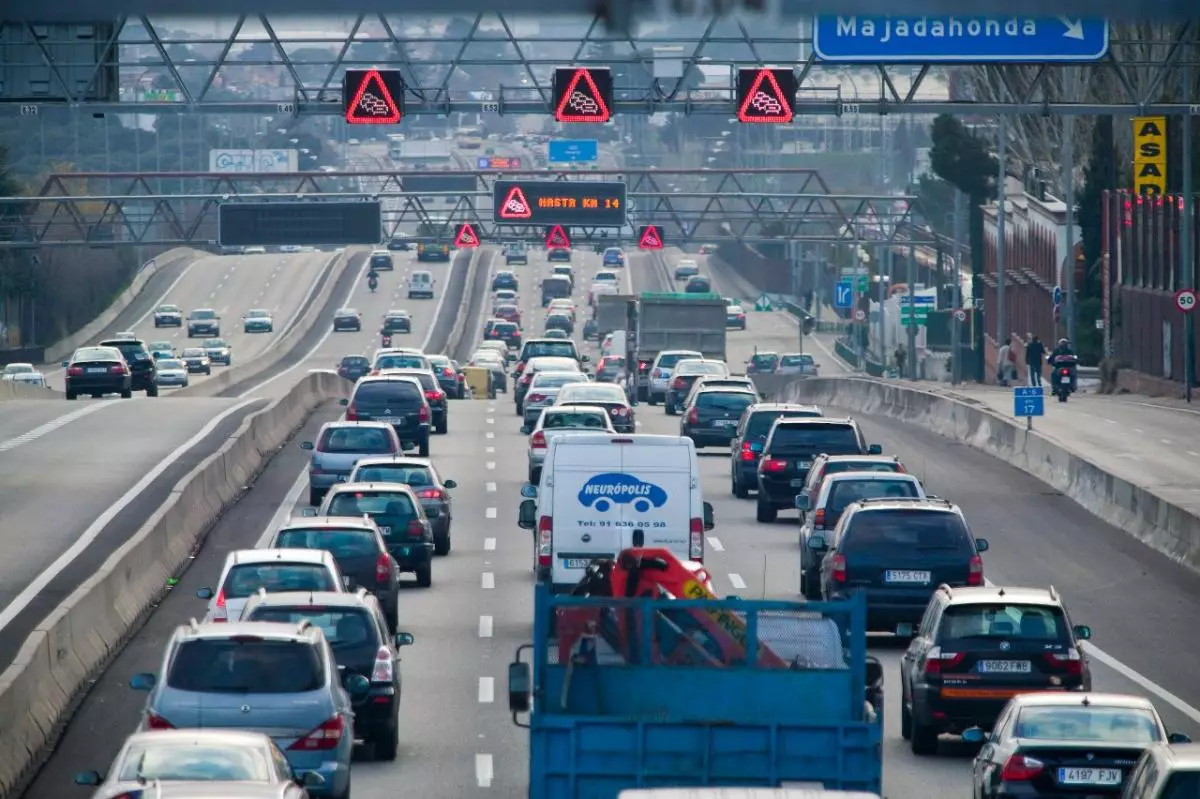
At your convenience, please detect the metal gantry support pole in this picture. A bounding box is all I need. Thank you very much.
[1063,115,1077,346]
[996,116,1009,355]
[906,240,917,379]
[952,191,965,386]
[1184,58,1194,404]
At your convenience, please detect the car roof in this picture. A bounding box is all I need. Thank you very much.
[849,497,958,514]
[823,470,919,483]
[817,453,898,462]
[99,338,145,346]
[937,584,1063,606]
[543,403,609,415]
[695,386,756,396]
[319,420,394,432]
[526,338,575,345]
[124,728,276,747]
[278,516,378,532]
[242,590,374,611]
[132,785,293,799]
[224,548,335,567]
[357,375,423,388]
[370,249,389,255]
[177,619,322,643]
[658,349,702,356]
[328,481,419,496]
[353,455,435,468]
[774,416,856,426]
[1007,692,1157,711]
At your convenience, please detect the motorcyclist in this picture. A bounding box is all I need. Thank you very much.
[367,268,379,293]
[1048,338,1078,392]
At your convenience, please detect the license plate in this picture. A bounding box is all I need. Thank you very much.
[790,478,807,487]
[1058,768,1121,786]
[87,367,107,374]
[713,419,737,427]
[378,416,401,424]
[884,569,931,583]
[378,527,391,535]
[563,558,591,568]
[978,659,1032,674]
[1060,375,1070,383]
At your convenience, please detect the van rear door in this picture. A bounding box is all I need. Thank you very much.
[613,438,693,561]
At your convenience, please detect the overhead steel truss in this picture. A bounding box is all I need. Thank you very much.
[1,168,934,248]
[0,14,1198,117]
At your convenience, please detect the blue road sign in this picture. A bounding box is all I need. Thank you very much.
[835,280,854,309]
[1013,386,1045,418]
[811,16,1110,63]
[548,139,599,163]
[1053,285,1063,305]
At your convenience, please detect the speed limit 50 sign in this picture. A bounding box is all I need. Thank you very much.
[1175,288,1197,313]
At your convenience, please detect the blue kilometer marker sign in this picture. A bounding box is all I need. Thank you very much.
[812,16,1110,63]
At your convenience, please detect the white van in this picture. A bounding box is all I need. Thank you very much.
[407,270,435,299]
[517,433,713,592]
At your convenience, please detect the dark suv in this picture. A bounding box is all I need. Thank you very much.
[240,588,414,761]
[806,497,989,634]
[485,319,521,349]
[899,584,1092,756]
[369,251,394,272]
[381,368,448,435]
[679,388,757,449]
[344,376,432,456]
[730,403,823,498]
[98,338,158,396]
[755,417,879,522]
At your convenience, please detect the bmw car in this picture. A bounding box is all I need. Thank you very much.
[333,308,362,332]
[202,338,233,366]
[242,308,274,333]
[153,304,183,327]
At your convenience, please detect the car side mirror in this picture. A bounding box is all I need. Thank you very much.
[1072,624,1092,641]
[508,660,531,713]
[520,425,531,435]
[61,361,69,368]
[868,444,883,454]
[299,441,314,450]
[808,533,827,551]
[73,771,103,786]
[443,479,457,489]
[338,398,349,406]
[129,672,156,691]
[394,632,414,647]
[520,483,538,498]
[517,499,537,530]
[301,772,327,788]
[196,587,214,600]
[1169,732,1192,744]
[975,538,989,553]
[794,495,811,511]
[961,727,988,744]
[342,673,370,698]
[702,501,714,531]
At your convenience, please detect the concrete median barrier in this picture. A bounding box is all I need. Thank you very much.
[0,370,347,796]
[762,375,1200,575]
[0,381,61,400]
[446,249,492,361]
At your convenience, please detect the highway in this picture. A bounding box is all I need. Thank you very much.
[18,244,1200,799]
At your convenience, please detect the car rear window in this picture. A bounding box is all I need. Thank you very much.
[167,638,323,693]
[393,372,435,390]
[327,491,416,519]
[353,382,421,404]
[246,608,379,655]
[117,742,270,782]
[696,391,756,411]
[535,373,587,388]
[826,479,919,515]
[319,426,395,454]
[679,362,727,376]
[657,353,697,369]
[341,356,369,367]
[495,323,518,334]
[104,342,149,362]
[770,422,860,451]
[938,602,1071,643]
[841,509,972,555]
[543,411,609,429]
[370,255,392,266]
[375,354,426,370]
[525,342,577,359]
[274,528,379,558]
[560,386,624,403]
[352,464,434,486]
[750,354,779,368]
[1013,706,1160,743]
[781,354,814,366]
[821,459,901,476]
[222,563,337,599]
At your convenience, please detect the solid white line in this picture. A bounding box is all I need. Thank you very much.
[0,397,262,633]
[475,753,494,788]
[481,572,495,590]
[257,468,308,547]
[706,536,724,552]
[478,676,495,703]
[0,403,110,453]
[484,537,496,551]
[486,481,497,492]
[486,507,497,519]
[728,573,747,590]
[478,615,494,638]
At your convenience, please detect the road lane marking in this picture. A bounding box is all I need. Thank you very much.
[486,417,495,424]
[486,431,495,439]
[486,461,496,470]
[486,446,495,453]
[484,537,496,551]
[257,467,308,547]
[486,481,497,492]
[478,677,495,703]
[475,753,494,788]
[706,536,724,552]
[728,573,747,590]
[481,572,495,589]
[479,615,493,638]
[486,507,497,519]
[0,403,111,453]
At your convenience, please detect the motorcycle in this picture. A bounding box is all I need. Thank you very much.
[1049,353,1078,402]
[368,277,378,293]
[381,332,393,348]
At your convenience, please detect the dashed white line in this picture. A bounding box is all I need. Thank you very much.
[1162,438,1172,445]
[486,446,495,454]
[706,536,724,552]
[484,537,497,551]
[481,572,495,590]
[0,403,110,453]
[728,573,747,590]
[486,461,496,470]
[486,431,495,439]
[486,417,495,425]
[475,754,494,788]
[486,481,497,492]
[486,507,497,519]
[478,677,495,703]
[1134,428,1144,434]
[1190,451,1200,458]
[478,615,494,638]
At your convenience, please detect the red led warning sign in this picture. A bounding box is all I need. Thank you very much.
[638,225,664,250]
[553,68,613,123]
[454,223,479,248]
[736,68,796,124]
[344,69,405,124]
[498,186,533,220]
[545,225,571,248]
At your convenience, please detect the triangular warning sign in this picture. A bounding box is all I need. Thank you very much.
[499,186,533,220]
[454,223,479,248]
[638,225,663,250]
[545,225,570,248]
[346,69,402,124]
[555,69,610,123]
[737,69,793,124]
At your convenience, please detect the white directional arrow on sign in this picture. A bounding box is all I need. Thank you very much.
[1058,17,1085,39]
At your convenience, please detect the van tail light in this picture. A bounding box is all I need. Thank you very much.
[739,442,757,462]
[687,407,699,424]
[371,646,394,683]
[967,554,984,586]
[537,516,553,567]
[211,589,228,622]
[813,508,826,528]
[761,458,787,473]
[407,520,424,539]
[672,377,688,390]
[531,431,547,449]
[923,645,965,675]
[1044,650,1084,676]
[67,366,84,376]
[894,462,905,473]
[289,715,346,751]
[639,361,650,372]
[417,488,444,500]
[1000,754,1044,782]
[344,406,358,421]
[424,390,444,402]
[526,393,546,404]
[689,518,704,561]
[375,553,392,583]
[110,365,129,375]
[829,553,847,584]
[418,405,430,423]
[145,713,174,730]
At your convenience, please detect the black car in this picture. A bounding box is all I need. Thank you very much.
[267,518,400,631]
[242,590,411,760]
[333,308,362,332]
[98,338,158,396]
[680,388,757,449]
[547,247,572,263]
[63,345,133,400]
[540,276,572,306]
[325,483,435,587]
[730,403,824,498]
[369,251,395,271]
[350,456,457,556]
[544,312,573,336]
[337,355,371,381]
[756,417,880,522]
[382,311,412,335]
[685,275,712,293]
[344,376,432,456]
[426,354,465,398]
[485,320,522,349]
[967,692,1186,797]
[388,237,412,251]
[186,308,220,337]
[809,498,988,637]
[381,368,448,435]
[491,271,519,292]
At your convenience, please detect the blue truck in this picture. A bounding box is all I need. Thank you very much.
[507,580,884,798]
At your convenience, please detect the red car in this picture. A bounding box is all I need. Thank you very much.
[495,304,522,326]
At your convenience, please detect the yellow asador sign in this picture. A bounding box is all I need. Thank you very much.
[1132,116,1167,196]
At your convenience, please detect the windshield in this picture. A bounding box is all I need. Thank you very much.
[158,305,180,313]
[842,509,972,555]
[822,460,901,476]
[182,348,206,358]
[167,637,323,693]
[248,608,379,653]
[826,479,919,515]
[769,423,860,451]
[222,563,336,599]
[341,356,369,367]
[525,342,577,359]
[190,310,216,319]
[205,339,229,348]
[117,742,270,782]
[595,272,616,282]
[781,354,815,366]
[3,364,32,374]
[696,391,756,411]
[352,464,435,486]
[1013,706,1161,743]
[534,373,588,388]
[319,426,394,454]
[158,360,185,370]
[543,411,610,430]
[274,527,379,558]
[750,353,779,368]
[327,491,416,519]
[678,361,727,376]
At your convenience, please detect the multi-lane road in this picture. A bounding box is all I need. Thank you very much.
[14,245,1200,799]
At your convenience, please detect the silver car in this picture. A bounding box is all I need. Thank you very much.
[521,370,591,429]
[1,362,45,386]
[154,358,189,388]
[526,404,614,484]
[202,338,233,366]
[73,729,321,798]
[300,421,402,506]
[777,352,819,376]
[179,347,211,375]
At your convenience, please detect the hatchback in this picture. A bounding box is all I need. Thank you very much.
[664,358,729,415]
[756,418,881,522]
[348,456,457,555]
[300,421,401,506]
[98,337,158,396]
[197,548,347,623]
[317,482,435,587]
[332,308,361,332]
[522,370,591,428]
[555,382,635,433]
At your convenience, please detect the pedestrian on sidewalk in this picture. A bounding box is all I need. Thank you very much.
[997,337,1017,386]
[893,344,907,377]
[1025,334,1045,387]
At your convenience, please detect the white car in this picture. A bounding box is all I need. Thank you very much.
[1,363,45,386]
[525,404,614,483]
[154,358,189,388]
[152,304,183,328]
[195,548,347,622]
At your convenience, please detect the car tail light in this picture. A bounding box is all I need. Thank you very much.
[922,646,965,675]
[537,516,553,567]
[211,589,228,622]
[67,366,83,376]
[371,646,394,683]
[672,377,688,390]
[418,405,430,423]
[1044,650,1084,676]
[967,554,984,585]
[289,715,346,751]
[526,393,546,403]
[417,488,444,499]
[424,390,444,402]
[687,407,699,424]
[611,406,629,417]
[442,367,455,378]
[740,442,757,462]
[1000,754,1044,782]
[689,517,704,561]
[369,369,380,376]
[531,431,547,449]
[375,553,392,583]
[813,508,826,528]
[110,365,128,375]
[338,368,348,376]
[829,553,847,583]
[515,362,527,375]
[638,361,649,371]
[457,373,465,382]
[145,713,174,730]
[344,406,358,421]
[761,458,787,473]
[407,520,424,539]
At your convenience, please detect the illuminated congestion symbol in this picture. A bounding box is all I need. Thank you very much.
[737,68,793,124]
[638,225,663,250]
[345,69,402,124]
[555,69,611,123]
[454,223,479,248]
[499,186,533,219]
[545,225,570,248]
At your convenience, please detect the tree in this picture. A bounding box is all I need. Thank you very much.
[1075,116,1116,364]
